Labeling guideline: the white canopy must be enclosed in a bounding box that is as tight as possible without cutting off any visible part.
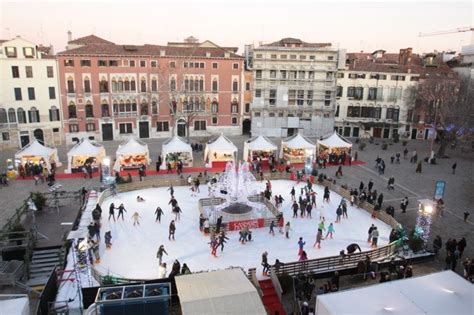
[175,269,267,315]
[161,136,193,169]
[66,138,106,173]
[113,138,150,171]
[243,135,278,162]
[204,134,238,165]
[317,131,352,151]
[315,271,473,315]
[0,296,29,315]
[280,133,316,159]
[14,139,61,169]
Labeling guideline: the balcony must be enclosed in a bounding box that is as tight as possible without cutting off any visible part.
[113,112,138,118]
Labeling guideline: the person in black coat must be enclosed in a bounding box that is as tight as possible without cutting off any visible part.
[216,216,223,233]
[346,243,362,254]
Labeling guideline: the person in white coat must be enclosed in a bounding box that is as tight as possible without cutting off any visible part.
[158,262,167,278]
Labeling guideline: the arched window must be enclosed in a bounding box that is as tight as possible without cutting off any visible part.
[170,78,176,91]
[140,101,148,115]
[124,79,130,91]
[184,78,189,91]
[17,108,26,124]
[49,106,60,121]
[131,101,137,112]
[99,78,109,93]
[189,77,194,91]
[67,76,75,93]
[194,97,201,111]
[212,79,218,92]
[84,77,91,93]
[85,102,94,118]
[194,78,199,91]
[121,100,127,113]
[68,102,77,119]
[151,99,158,115]
[231,98,239,113]
[130,79,136,91]
[101,101,110,117]
[199,78,204,91]
[118,79,124,92]
[112,79,118,92]
[232,80,238,92]
[28,107,40,123]
[211,99,219,113]
[151,78,158,92]
[8,108,16,123]
[0,108,7,123]
[113,100,118,115]
[140,79,146,92]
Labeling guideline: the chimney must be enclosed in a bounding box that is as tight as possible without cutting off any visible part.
[67,30,72,42]
[399,47,413,65]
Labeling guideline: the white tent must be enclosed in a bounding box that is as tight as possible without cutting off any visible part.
[161,136,193,169]
[315,271,473,315]
[0,296,29,315]
[243,135,278,162]
[66,138,106,173]
[317,131,352,153]
[280,133,316,163]
[14,139,61,169]
[204,134,238,167]
[113,138,150,171]
[175,269,267,315]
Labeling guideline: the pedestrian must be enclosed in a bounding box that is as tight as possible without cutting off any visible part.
[377,193,384,209]
[285,222,292,239]
[278,215,284,234]
[445,252,453,270]
[368,179,374,192]
[335,166,343,177]
[181,263,191,275]
[117,203,126,221]
[415,161,422,173]
[156,245,168,265]
[395,153,401,163]
[433,235,442,256]
[262,251,270,276]
[131,211,141,226]
[400,196,409,213]
[371,227,379,247]
[104,231,112,249]
[326,223,335,239]
[269,221,275,236]
[108,203,116,221]
[367,224,375,243]
[403,147,408,159]
[457,237,467,257]
[298,237,306,256]
[306,203,312,219]
[359,181,364,192]
[390,155,395,164]
[452,162,457,174]
[169,220,176,240]
[155,206,164,223]
[463,211,470,222]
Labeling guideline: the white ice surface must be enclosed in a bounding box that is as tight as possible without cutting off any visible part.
[96,180,392,279]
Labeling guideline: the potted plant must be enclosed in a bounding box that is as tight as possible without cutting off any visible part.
[31,192,46,211]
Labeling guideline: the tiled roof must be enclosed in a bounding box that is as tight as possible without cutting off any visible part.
[263,37,331,48]
[0,39,8,44]
[68,35,114,45]
[37,45,53,55]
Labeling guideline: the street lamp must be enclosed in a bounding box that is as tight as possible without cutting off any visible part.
[415,199,436,246]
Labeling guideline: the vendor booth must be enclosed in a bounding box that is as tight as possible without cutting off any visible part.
[14,139,61,170]
[113,138,150,171]
[204,134,237,168]
[280,133,316,163]
[317,131,352,164]
[161,136,193,169]
[66,138,106,173]
[243,135,278,162]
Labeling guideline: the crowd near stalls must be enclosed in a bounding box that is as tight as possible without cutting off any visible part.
[161,136,193,170]
[203,134,238,167]
[14,139,61,171]
[243,135,278,163]
[316,131,353,164]
[66,138,106,173]
[113,138,150,171]
[280,133,316,163]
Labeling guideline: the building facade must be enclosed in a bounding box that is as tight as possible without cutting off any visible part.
[0,37,62,149]
[247,38,338,138]
[57,34,244,144]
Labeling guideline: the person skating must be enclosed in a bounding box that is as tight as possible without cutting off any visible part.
[136,196,145,202]
[269,221,275,236]
[108,203,116,221]
[367,224,375,243]
[168,196,178,210]
[326,223,335,239]
[463,211,470,222]
[217,231,229,252]
[173,206,182,221]
[216,216,223,233]
[400,197,409,213]
[371,227,379,247]
[278,215,284,234]
[156,245,168,265]
[90,239,101,264]
[290,187,296,201]
[285,222,292,239]
[335,205,343,223]
[155,206,164,223]
[299,250,308,262]
[306,203,313,219]
[261,251,270,276]
[298,237,306,256]
[169,220,176,240]
[323,186,330,203]
[167,185,174,197]
[292,201,299,218]
[117,203,127,221]
[340,198,348,219]
[346,243,362,254]
[104,231,112,249]
[209,238,219,257]
[335,166,343,178]
[131,211,141,226]
[415,161,422,173]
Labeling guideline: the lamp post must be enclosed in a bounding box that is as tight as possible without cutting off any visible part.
[415,199,436,246]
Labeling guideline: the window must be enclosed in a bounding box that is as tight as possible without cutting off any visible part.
[86,123,96,132]
[211,101,219,113]
[157,121,170,132]
[245,82,251,91]
[140,80,147,92]
[255,89,262,97]
[336,86,343,97]
[69,124,79,133]
[47,66,54,78]
[28,87,35,100]
[269,112,275,117]
[308,71,314,79]
[245,103,250,113]
[85,103,94,117]
[109,60,119,67]
[140,102,148,115]
[64,59,74,67]
[231,103,238,113]
[231,117,238,125]
[11,66,19,78]
[288,90,296,106]
[347,106,361,117]
[49,87,56,99]
[337,73,344,79]
[49,106,60,121]
[328,56,334,61]
[289,71,297,80]
[5,46,17,57]
[151,100,158,115]
[67,79,75,93]
[212,62,218,69]
[151,78,158,92]
[14,88,22,100]
[99,79,108,93]
[25,66,33,78]
[81,59,91,67]
[280,70,287,79]
[335,105,339,117]
[23,47,34,58]
[298,71,305,80]
[300,55,306,60]
[271,54,277,59]
[98,60,107,67]
[84,78,91,93]
[170,78,176,91]
[386,108,400,121]
[28,107,40,123]
[307,90,313,106]
[255,70,262,79]
[168,61,175,68]
[8,108,16,123]
[212,116,218,125]
[194,120,206,131]
[309,55,315,60]
[119,123,133,134]
[232,80,238,92]
[101,103,110,117]
[270,70,277,79]
[200,62,205,68]
[354,87,363,100]
[297,90,304,105]
[255,54,262,59]
[17,108,26,124]
[269,89,277,105]
[0,109,6,123]
[130,80,136,91]
[410,76,419,81]
[233,63,239,69]
[129,60,136,67]
[254,112,261,117]
[290,55,297,60]
[212,79,218,92]
[150,60,157,68]
[280,54,287,59]
[368,87,377,100]
[348,73,357,79]
[2,132,9,141]
[140,60,146,67]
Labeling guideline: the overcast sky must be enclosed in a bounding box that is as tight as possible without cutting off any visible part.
[1,0,472,55]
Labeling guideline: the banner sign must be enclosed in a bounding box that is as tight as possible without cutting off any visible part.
[434,181,446,200]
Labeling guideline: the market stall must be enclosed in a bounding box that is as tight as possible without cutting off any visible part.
[113,138,150,171]
[204,134,237,168]
[280,133,316,163]
[66,138,106,173]
[243,135,278,162]
[161,136,193,170]
[316,131,353,164]
[14,139,61,170]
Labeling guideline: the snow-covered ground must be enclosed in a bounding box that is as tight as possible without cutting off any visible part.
[97,180,392,279]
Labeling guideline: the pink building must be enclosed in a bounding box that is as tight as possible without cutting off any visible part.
[57,34,244,143]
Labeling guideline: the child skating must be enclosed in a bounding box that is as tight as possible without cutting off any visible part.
[326,223,335,239]
[131,211,141,226]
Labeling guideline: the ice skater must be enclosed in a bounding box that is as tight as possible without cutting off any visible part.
[371,227,379,247]
[209,238,219,257]
[346,243,362,254]
[136,196,145,202]
[298,237,306,256]
[336,205,343,223]
[367,224,375,243]
[323,186,330,203]
[326,223,335,239]
[313,229,323,249]
[285,222,292,239]
[117,203,127,221]
[155,206,164,223]
[269,221,275,236]
[108,203,116,221]
[173,206,182,221]
[290,187,296,201]
[340,198,348,219]
[261,251,270,276]
[306,203,313,218]
[156,245,168,265]
[168,185,174,197]
[217,231,229,252]
[292,201,299,218]
[104,231,112,249]
[169,220,176,240]
[131,211,141,226]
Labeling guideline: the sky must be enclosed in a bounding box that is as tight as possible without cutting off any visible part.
[1,0,472,55]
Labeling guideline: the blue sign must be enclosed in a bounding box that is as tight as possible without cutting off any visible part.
[434,181,446,200]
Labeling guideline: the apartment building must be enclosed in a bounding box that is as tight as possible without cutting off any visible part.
[0,36,62,149]
[57,34,244,143]
[248,38,339,138]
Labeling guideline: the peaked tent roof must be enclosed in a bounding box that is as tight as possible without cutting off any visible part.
[15,139,56,158]
[206,134,238,153]
[318,131,352,149]
[245,135,278,151]
[116,137,148,155]
[67,138,105,157]
[282,133,315,149]
[162,136,192,154]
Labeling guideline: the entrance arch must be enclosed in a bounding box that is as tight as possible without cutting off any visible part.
[177,119,186,137]
[242,119,251,135]
[33,129,44,144]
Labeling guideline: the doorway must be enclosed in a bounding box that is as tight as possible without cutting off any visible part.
[33,129,44,144]
[139,121,149,139]
[177,120,186,137]
[343,127,351,137]
[242,119,251,135]
[20,135,30,148]
[424,129,430,140]
[411,128,418,140]
[373,128,382,138]
[102,123,113,141]
[383,128,390,139]
[287,128,296,137]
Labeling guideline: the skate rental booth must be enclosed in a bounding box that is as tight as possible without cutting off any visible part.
[203,134,238,168]
[316,131,352,155]
[113,138,150,171]
[14,139,61,170]
[66,138,106,173]
[315,271,473,315]
[280,133,316,163]
[243,135,278,163]
[161,136,193,169]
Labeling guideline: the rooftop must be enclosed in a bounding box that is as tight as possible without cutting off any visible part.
[262,37,332,48]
